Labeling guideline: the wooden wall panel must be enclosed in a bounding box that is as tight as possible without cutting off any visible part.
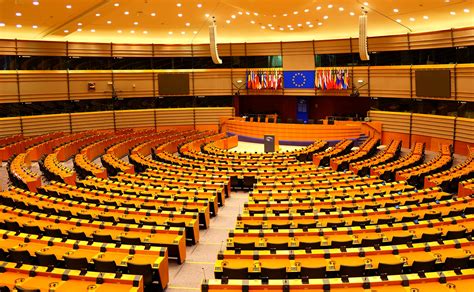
[195,107,234,125]
[155,108,194,126]
[370,66,411,98]
[230,43,246,56]
[193,44,212,57]
[68,42,112,57]
[0,72,19,103]
[193,70,232,96]
[231,69,247,95]
[246,42,281,56]
[368,34,409,52]
[0,117,22,137]
[282,41,314,56]
[314,39,351,54]
[369,111,411,134]
[112,44,153,57]
[452,27,474,47]
[351,67,369,97]
[153,44,193,57]
[71,111,114,132]
[16,40,66,56]
[283,54,315,70]
[381,132,410,148]
[0,39,17,55]
[456,65,474,102]
[21,114,70,136]
[456,118,474,144]
[18,71,68,102]
[409,29,453,50]
[412,114,455,140]
[113,71,154,98]
[69,71,112,100]
[217,44,232,57]
[115,109,155,129]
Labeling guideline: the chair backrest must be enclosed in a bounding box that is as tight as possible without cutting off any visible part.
[339,264,365,277]
[67,230,87,241]
[127,262,154,285]
[64,256,89,271]
[233,241,255,250]
[444,256,470,270]
[121,236,142,245]
[260,266,287,279]
[92,233,114,243]
[93,258,118,273]
[35,252,58,268]
[14,286,40,292]
[168,221,186,228]
[378,262,403,275]
[411,259,436,273]
[331,240,353,248]
[222,267,248,279]
[360,237,383,247]
[8,249,33,265]
[391,235,413,245]
[300,266,326,278]
[44,227,63,238]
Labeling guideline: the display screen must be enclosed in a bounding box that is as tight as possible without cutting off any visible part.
[158,73,190,95]
[415,70,451,98]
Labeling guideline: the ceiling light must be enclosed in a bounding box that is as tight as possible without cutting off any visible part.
[133,21,138,25]
[297,23,302,27]
[339,7,344,11]
[283,13,288,17]
[90,29,95,32]
[231,15,236,19]
[409,17,415,21]
[168,31,173,35]
[124,11,129,15]
[185,22,190,26]
[328,4,333,8]
[193,31,198,34]
[181,31,185,35]
[464,8,470,13]
[393,8,399,13]
[143,30,148,34]
[250,20,255,24]
[177,3,182,7]
[205,13,210,17]
[64,29,69,33]
[151,12,156,16]
[450,11,456,15]
[287,24,292,27]
[349,12,355,16]
[260,26,265,29]
[96,13,101,17]
[268,24,272,26]
[238,12,243,15]
[304,9,309,13]
[0,23,5,27]
[76,28,82,31]
[33,1,39,6]
[117,29,122,33]
[177,13,183,17]
[323,15,329,19]
[270,27,275,30]
[114,3,119,7]
[16,24,22,28]
[363,2,369,5]
[293,11,298,15]
[279,27,284,31]
[316,6,321,10]
[130,30,135,34]
[77,23,82,26]
[423,15,429,19]
[318,22,323,26]
[197,3,202,8]
[254,12,258,16]
[226,20,230,23]
[245,12,250,15]
[32,25,38,28]
[308,24,314,28]
[66,4,72,9]
[107,20,112,24]
[289,27,294,31]
[306,21,311,24]
[16,12,22,16]
[396,19,402,22]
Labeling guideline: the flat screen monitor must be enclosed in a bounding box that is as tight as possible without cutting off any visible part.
[415,70,451,98]
[158,73,190,95]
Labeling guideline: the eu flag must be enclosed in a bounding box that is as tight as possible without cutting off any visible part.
[283,71,315,89]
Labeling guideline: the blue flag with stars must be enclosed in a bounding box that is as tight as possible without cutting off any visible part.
[283,71,315,89]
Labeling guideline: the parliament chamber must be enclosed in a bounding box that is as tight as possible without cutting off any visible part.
[0,1,473,292]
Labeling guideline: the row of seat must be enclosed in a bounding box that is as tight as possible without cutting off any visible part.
[312,139,354,167]
[349,140,402,176]
[329,137,380,171]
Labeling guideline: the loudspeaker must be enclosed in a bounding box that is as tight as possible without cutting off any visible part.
[209,17,223,65]
[359,13,370,61]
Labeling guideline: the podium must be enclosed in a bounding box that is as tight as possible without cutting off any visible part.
[264,135,279,152]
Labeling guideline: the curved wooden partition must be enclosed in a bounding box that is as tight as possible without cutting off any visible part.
[221,119,375,144]
[0,107,234,137]
[369,111,474,155]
